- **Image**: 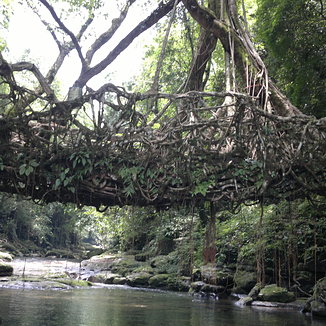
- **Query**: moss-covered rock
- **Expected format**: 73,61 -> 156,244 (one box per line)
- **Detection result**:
303,277 -> 326,317
237,296 -> 253,306
0,252 -> 13,262
148,274 -> 190,291
201,284 -> 226,295
201,264 -> 217,284
112,277 -> 127,285
0,262 -> 13,276
167,276 -> 190,292
148,274 -> 170,288
149,254 -> 178,274
110,256 -> 142,276
132,265 -> 154,274
126,272 -> 152,286
87,272 -> 120,284
248,283 -> 262,300
190,281 -> 205,292
135,252 -> 152,262
56,279 -> 92,287
200,264 -> 234,287
258,284 -> 296,303
233,270 -> 257,294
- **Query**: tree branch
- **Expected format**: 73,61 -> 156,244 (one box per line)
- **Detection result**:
45,16 -> 93,84
182,0 -> 303,116
11,61 -> 55,99
85,0 -> 136,65
74,0 -> 180,88
38,0 -> 88,72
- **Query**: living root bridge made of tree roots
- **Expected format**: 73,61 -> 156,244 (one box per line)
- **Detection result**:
0,80 -> 325,210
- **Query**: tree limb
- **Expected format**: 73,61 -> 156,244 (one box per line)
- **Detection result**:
85,0 -> 136,65
38,0 -> 88,72
74,0 -> 180,88
182,0 -> 303,116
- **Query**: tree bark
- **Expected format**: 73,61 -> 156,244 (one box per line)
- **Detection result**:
203,204 -> 217,264
181,0 -> 303,116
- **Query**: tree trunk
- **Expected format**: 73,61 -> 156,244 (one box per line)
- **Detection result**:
203,204 -> 216,264
181,0 -> 303,116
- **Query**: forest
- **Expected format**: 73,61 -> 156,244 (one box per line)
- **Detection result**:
0,0 -> 326,321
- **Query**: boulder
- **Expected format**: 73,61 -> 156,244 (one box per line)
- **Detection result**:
126,272 -> 152,286
303,277 -> 326,317
248,283 -> 262,300
201,284 -> 226,295
112,277 -> 127,285
258,284 -> 296,303
149,254 -> 178,274
191,281 -> 205,292
148,274 -> 189,291
0,262 -> 13,276
87,272 -> 120,284
201,264 -> 217,284
0,252 -> 13,262
148,274 -> 170,288
110,256 -> 142,276
167,277 -> 190,292
135,252 -> 151,262
237,296 -> 253,306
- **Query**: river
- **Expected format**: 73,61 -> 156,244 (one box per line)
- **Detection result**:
0,286 -> 324,326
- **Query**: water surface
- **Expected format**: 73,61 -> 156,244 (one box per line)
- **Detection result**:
0,286 -> 323,326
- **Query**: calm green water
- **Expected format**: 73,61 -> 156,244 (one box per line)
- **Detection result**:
0,286 -> 323,326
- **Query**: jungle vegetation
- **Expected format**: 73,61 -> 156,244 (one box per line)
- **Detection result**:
0,0 -> 325,292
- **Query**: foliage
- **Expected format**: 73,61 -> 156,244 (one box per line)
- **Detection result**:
136,7 -> 199,94
256,0 -> 326,117
216,197 -> 326,287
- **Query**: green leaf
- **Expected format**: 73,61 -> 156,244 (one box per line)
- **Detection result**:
54,178 -> 61,190
30,160 -> 39,167
19,164 -> 27,176
25,166 -> 33,176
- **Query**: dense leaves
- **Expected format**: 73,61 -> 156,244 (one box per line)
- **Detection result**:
256,0 -> 326,117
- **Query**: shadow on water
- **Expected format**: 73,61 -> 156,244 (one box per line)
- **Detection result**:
0,286 -> 324,326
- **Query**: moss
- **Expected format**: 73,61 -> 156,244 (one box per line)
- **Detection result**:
127,272 -> 152,286
0,262 -> 13,276
149,254 -> 178,274
258,284 -> 296,303
132,265 -> 154,274
0,252 -> 13,262
45,272 -> 68,279
148,274 -> 170,288
167,276 -> 190,292
135,251 -> 152,262
112,277 -> 127,285
56,279 -> 92,287
110,256 -> 142,276
148,274 -> 189,292
237,296 -> 253,306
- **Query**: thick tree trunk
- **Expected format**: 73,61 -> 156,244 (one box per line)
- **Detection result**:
181,0 -> 303,117
203,205 -> 217,264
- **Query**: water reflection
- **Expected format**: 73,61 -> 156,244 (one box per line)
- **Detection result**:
0,287 -> 323,326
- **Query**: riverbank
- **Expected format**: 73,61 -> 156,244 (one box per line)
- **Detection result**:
0,254 -> 307,312
2,243 -> 326,318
